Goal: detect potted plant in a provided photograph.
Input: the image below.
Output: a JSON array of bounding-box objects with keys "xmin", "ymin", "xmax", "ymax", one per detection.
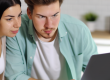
[{"xmin": 83, "ymin": 12, "xmax": 98, "ymax": 32}]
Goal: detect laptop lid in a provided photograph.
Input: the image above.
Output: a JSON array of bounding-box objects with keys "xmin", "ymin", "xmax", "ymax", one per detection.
[{"xmin": 81, "ymin": 53, "xmax": 110, "ymax": 80}]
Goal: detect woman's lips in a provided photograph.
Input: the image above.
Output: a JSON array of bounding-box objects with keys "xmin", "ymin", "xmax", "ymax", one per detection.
[{"xmin": 11, "ymin": 30, "xmax": 19, "ymax": 34}]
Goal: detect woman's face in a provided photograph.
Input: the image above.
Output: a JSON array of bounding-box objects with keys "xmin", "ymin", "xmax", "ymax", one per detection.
[{"xmin": 0, "ymin": 4, "xmax": 22, "ymax": 37}]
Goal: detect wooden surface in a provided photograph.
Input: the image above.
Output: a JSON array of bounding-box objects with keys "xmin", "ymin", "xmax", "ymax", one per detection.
[{"xmin": 91, "ymin": 31, "xmax": 110, "ymax": 39}]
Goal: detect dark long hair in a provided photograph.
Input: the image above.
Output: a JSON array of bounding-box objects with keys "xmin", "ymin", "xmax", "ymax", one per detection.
[{"xmin": 0, "ymin": 0, "xmax": 21, "ymax": 19}]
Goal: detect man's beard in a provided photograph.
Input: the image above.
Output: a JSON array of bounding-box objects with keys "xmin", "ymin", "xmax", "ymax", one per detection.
[{"xmin": 36, "ymin": 28, "xmax": 57, "ymax": 39}]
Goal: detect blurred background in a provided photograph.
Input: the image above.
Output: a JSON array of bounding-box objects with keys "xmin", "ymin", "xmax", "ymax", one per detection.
[{"xmin": 21, "ymin": 0, "xmax": 110, "ymax": 54}]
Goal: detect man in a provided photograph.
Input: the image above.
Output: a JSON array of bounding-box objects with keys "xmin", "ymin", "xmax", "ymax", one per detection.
[{"xmin": 5, "ymin": 0, "xmax": 98, "ymax": 80}]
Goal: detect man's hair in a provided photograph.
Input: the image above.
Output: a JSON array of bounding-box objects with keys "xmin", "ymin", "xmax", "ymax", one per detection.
[
  {"xmin": 0, "ymin": 0, "xmax": 21, "ymax": 19},
  {"xmin": 25, "ymin": 0, "xmax": 63, "ymax": 13}
]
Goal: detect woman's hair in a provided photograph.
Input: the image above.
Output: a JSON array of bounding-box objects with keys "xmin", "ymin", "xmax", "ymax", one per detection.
[
  {"xmin": 0, "ymin": 0, "xmax": 21, "ymax": 19},
  {"xmin": 25, "ymin": 0, "xmax": 63, "ymax": 13}
]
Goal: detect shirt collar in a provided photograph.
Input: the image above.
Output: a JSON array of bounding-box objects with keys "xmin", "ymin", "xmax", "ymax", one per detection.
[
  {"xmin": 28, "ymin": 20, "xmax": 34, "ymax": 36},
  {"xmin": 58, "ymin": 20, "xmax": 67, "ymax": 38}
]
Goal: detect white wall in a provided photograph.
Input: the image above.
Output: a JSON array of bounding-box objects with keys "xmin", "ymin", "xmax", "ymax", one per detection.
[
  {"xmin": 20, "ymin": 0, "xmax": 27, "ymax": 14},
  {"xmin": 20, "ymin": 0, "xmax": 110, "ymax": 31},
  {"xmin": 61, "ymin": 0, "xmax": 110, "ymax": 31}
]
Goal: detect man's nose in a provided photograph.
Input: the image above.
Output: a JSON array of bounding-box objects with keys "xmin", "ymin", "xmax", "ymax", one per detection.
[{"xmin": 45, "ymin": 17, "xmax": 53, "ymax": 28}]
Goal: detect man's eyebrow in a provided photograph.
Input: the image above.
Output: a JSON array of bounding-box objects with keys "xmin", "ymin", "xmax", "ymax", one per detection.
[
  {"xmin": 52, "ymin": 12, "xmax": 59, "ymax": 16},
  {"xmin": 36, "ymin": 12, "xmax": 60, "ymax": 17},
  {"xmin": 5, "ymin": 11, "xmax": 22, "ymax": 17}
]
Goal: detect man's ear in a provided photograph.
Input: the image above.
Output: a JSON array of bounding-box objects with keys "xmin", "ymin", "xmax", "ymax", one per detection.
[{"xmin": 27, "ymin": 7, "xmax": 32, "ymax": 19}]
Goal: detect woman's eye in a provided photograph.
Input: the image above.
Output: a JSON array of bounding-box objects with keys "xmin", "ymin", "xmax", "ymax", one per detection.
[
  {"xmin": 18, "ymin": 14, "xmax": 22, "ymax": 17},
  {"xmin": 7, "ymin": 18, "xmax": 12, "ymax": 21}
]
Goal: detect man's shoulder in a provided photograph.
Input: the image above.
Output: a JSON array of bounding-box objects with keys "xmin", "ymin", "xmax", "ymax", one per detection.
[
  {"xmin": 20, "ymin": 14, "xmax": 30, "ymax": 29},
  {"xmin": 15, "ymin": 14, "xmax": 32, "ymax": 38},
  {"xmin": 60, "ymin": 14, "xmax": 85, "ymax": 27},
  {"xmin": 18, "ymin": 14, "xmax": 29, "ymax": 33},
  {"xmin": 20, "ymin": 14, "xmax": 32, "ymax": 32},
  {"xmin": 59, "ymin": 14, "xmax": 90, "ymax": 38},
  {"xmin": 21, "ymin": 14, "xmax": 29, "ymax": 22},
  {"xmin": 60, "ymin": 14, "xmax": 88, "ymax": 30}
]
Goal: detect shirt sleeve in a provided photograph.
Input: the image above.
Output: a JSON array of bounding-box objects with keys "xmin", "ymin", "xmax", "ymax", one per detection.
[
  {"xmin": 5, "ymin": 36, "xmax": 30, "ymax": 80},
  {"xmin": 82, "ymin": 26, "xmax": 98, "ymax": 72}
]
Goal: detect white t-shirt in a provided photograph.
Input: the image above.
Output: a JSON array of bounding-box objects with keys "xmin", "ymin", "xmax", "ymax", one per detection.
[
  {"xmin": 0, "ymin": 39, "xmax": 4, "ymax": 74},
  {"xmin": 31, "ymin": 33, "xmax": 68, "ymax": 80}
]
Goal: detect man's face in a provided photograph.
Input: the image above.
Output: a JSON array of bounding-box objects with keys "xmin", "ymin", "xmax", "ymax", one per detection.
[{"xmin": 27, "ymin": 1, "xmax": 60, "ymax": 41}]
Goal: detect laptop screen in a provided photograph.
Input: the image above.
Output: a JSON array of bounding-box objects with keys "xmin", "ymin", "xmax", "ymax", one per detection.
[{"xmin": 81, "ymin": 53, "xmax": 110, "ymax": 80}]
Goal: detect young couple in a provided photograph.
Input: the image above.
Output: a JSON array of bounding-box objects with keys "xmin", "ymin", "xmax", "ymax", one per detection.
[{"xmin": 0, "ymin": 0, "xmax": 98, "ymax": 80}]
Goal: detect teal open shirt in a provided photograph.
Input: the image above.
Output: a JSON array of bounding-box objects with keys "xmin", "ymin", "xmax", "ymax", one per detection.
[{"xmin": 5, "ymin": 14, "xmax": 98, "ymax": 80}]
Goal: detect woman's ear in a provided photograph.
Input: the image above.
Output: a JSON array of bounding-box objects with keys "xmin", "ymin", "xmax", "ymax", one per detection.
[{"xmin": 27, "ymin": 7, "xmax": 32, "ymax": 19}]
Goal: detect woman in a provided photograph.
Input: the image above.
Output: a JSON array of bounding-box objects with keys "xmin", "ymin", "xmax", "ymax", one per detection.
[{"xmin": 0, "ymin": 0, "xmax": 21, "ymax": 80}]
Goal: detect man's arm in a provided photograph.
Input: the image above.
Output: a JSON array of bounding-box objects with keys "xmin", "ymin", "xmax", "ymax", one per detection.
[
  {"xmin": 82, "ymin": 26, "xmax": 98, "ymax": 71},
  {"xmin": 5, "ymin": 36, "xmax": 31, "ymax": 80}
]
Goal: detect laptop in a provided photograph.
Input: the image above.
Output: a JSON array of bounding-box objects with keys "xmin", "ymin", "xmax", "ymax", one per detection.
[{"xmin": 81, "ymin": 53, "xmax": 110, "ymax": 80}]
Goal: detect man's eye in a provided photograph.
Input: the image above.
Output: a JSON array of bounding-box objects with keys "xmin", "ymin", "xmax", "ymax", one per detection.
[
  {"xmin": 52, "ymin": 14, "xmax": 58, "ymax": 17},
  {"xmin": 7, "ymin": 18, "xmax": 12, "ymax": 21},
  {"xmin": 39, "ymin": 16, "xmax": 45, "ymax": 18}
]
